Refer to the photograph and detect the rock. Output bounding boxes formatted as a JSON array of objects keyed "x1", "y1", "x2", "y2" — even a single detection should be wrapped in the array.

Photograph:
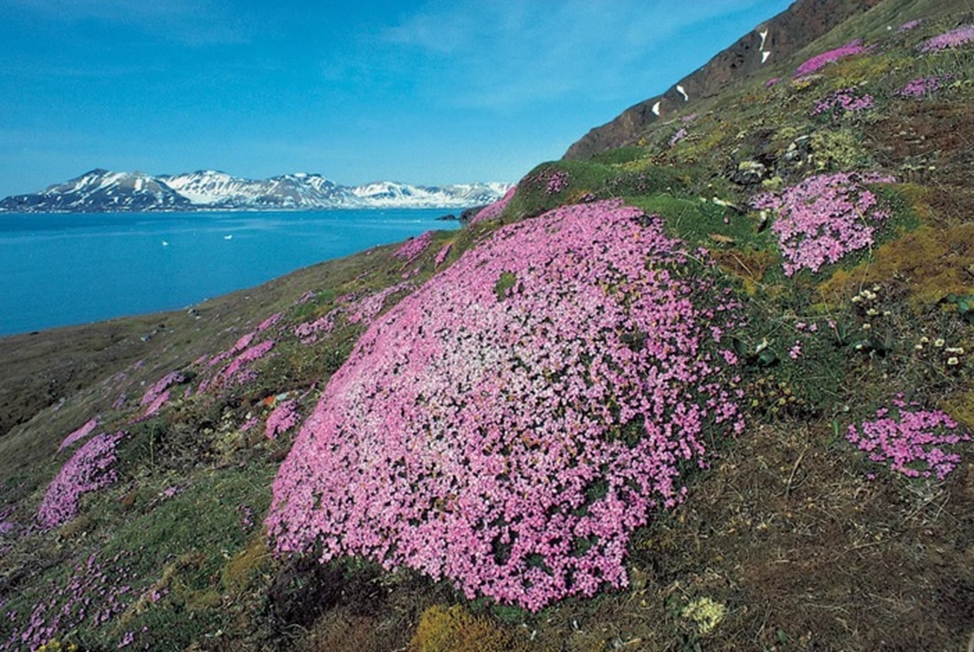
[
  {"x1": 730, "y1": 160, "x2": 769, "y2": 186},
  {"x1": 459, "y1": 205, "x2": 487, "y2": 224}
]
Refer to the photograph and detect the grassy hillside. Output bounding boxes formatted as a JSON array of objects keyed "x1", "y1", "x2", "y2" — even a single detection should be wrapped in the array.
[{"x1": 2, "y1": 1, "x2": 974, "y2": 650}]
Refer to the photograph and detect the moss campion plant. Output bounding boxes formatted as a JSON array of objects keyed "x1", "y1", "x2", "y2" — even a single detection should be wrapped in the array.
[
  {"x1": 2, "y1": 550, "x2": 145, "y2": 650},
  {"x1": 394, "y1": 230, "x2": 434, "y2": 262},
  {"x1": 267, "y1": 200, "x2": 744, "y2": 611},
  {"x1": 793, "y1": 40, "x2": 870, "y2": 78},
  {"x1": 37, "y1": 432, "x2": 126, "y2": 529},
  {"x1": 56, "y1": 418, "x2": 100, "y2": 453},
  {"x1": 752, "y1": 172, "x2": 894, "y2": 276},
  {"x1": 812, "y1": 87, "x2": 875, "y2": 116},
  {"x1": 265, "y1": 399, "x2": 301, "y2": 440},
  {"x1": 919, "y1": 25, "x2": 974, "y2": 52},
  {"x1": 848, "y1": 397, "x2": 971, "y2": 480},
  {"x1": 897, "y1": 75, "x2": 950, "y2": 98}
]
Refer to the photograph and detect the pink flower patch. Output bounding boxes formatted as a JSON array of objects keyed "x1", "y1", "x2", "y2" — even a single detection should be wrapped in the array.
[
  {"x1": 57, "y1": 418, "x2": 100, "y2": 453},
  {"x1": 897, "y1": 75, "x2": 950, "y2": 98},
  {"x1": 266, "y1": 400, "x2": 301, "y2": 440},
  {"x1": 812, "y1": 87, "x2": 875, "y2": 116},
  {"x1": 794, "y1": 40, "x2": 871, "y2": 78},
  {"x1": 434, "y1": 242, "x2": 453, "y2": 267},
  {"x1": 393, "y1": 231, "x2": 434, "y2": 262},
  {"x1": 919, "y1": 25, "x2": 974, "y2": 52},
  {"x1": 267, "y1": 200, "x2": 743, "y2": 611},
  {"x1": 139, "y1": 371, "x2": 185, "y2": 407},
  {"x1": 752, "y1": 172, "x2": 895, "y2": 276},
  {"x1": 38, "y1": 432, "x2": 126, "y2": 528},
  {"x1": 848, "y1": 399, "x2": 970, "y2": 479},
  {"x1": 669, "y1": 128, "x2": 689, "y2": 147}
]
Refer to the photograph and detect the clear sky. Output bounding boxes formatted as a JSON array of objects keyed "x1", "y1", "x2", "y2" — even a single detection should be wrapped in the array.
[{"x1": 0, "y1": 0, "x2": 793, "y2": 197}]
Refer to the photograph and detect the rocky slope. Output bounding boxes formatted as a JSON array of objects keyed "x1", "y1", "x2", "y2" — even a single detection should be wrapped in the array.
[
  {"x1": 0, "y1": 169, "x2": 512, "y2": 213},
  {"x1": 564, "y1": 0, "x2": 932, "y2": 160},
  {"x1": 2, "y1": 1, "x2": 974, "y2": 650}
]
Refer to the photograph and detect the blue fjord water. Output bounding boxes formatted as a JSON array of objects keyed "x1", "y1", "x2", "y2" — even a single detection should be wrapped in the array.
[{"x1": 0, "y1": 209, "x2": 460, "y2": 336}]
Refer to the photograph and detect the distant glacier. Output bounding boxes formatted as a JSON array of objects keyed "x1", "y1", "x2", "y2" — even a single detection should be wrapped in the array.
[{"x1": 0, "y1": 169, "x2": 513, "y2": 213}]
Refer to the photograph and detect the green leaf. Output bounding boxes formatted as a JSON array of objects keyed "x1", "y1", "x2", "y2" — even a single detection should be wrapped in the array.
[{"x1": 758, "y1": 347, "x2": 778, "y2": 366}]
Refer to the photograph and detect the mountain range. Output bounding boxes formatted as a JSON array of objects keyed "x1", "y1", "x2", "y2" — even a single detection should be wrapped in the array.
[{"x1": 0, "y1": 168, "x2": 512, "y2": 213}]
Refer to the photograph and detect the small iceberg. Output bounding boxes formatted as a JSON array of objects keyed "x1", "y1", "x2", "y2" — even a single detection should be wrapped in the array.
[
  {"x1": 162, "y1": 241, "x2": 169, "y2": 246},
  {"x1": 224, "y1": 234, "x2": 233, "y2": 240}
]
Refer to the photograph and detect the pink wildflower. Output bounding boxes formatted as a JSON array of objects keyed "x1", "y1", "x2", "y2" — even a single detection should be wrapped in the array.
[
  {"x1": 161, "y1": 485, "x2": 182, "y2": 499},
  {"x1": 240, "y1": 415, "x2": 261, "y2": 432},
  {"x1": 346, "y1": 282, "x2": 414, "y2": 325},
  {"x1": 669, "y1": 127, "x2": 689, "y2": 147},
  {"x1": 0, "y1": 507, "x2": 16, "y2": 536},
  {"x1": 794, "y1": 40, "x2": 870, "y2": 78},
  {"x1": 393, "y1": 231, "x2": 434, "y2": 262},
  {"x1": 812, "y1": 87, "x2": 875, "y2": 116},
  {"x1": 897, "y1": 75, "x2": 950, "y2": 98},
  {"x1": 789, "y1": 342, "x2": 802, "y2": 359},
  {"x1": 294, "y1": 308, "x2": 343, "y2": 344},
  {"x1": 434, "y1": 242, "x2": 453, "y2": 267},
  {"x1": 38, "y1": 432, "x2": 126, "y2": 528},
  {"x1": 848, "y1": 402, "x2": 970, "y2": 479},
  {"x1": 139, "y1": 371, "x2": 185, "y2": 407},
  {"x1": 470, "y1": 185, "x2": 517, "y2": 225},
  {"x1": 222, "y1": 341, "x2": 275, "y2": 385},
  {"x1": 57, "y1": 418, "x2": 100, "y2": 453},
  {"x1": 266, "y1": 400, "x2": 301, "y2": 440},
  {"x1": 140, "y1": 390, "x2": 171, "y2": 420},
  {"x1": 919, "y1": 25, "x2": 974, "y2": 52},
  {"x1": 294, "y1": 290, "x2": 316, "y2": 305},
  {"x1": 257, "y1": 312, "x2": 282, "y2": 333},
  {"x1": 545, "y1": 170, "x2": 570, "y2": 195},
  {"x1": 267, "y1": 200, "x2": 743, "y2": 612},
  {"x1": 752, "y1": 172, "x2": 895, "y2": 276}
]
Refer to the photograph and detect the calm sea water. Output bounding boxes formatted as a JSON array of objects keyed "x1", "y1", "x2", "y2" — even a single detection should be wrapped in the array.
[{"x1": 0, "y1": 209, "x2": 460, "y2": 336}]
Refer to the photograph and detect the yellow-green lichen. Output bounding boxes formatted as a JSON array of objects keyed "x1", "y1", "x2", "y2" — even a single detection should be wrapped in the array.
[
  {"x1": 810, "y1": 129, "x2": 870, "y2": 171},
  {"x1": 681, "y1": 596, "x2": 727, "y2": 636},
  {"x1": 408, "y1": 604, "x2": 529, "y2": 652}
]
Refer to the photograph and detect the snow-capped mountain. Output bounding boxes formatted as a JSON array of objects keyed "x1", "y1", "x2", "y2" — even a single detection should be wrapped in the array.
[
  {"x1": 0, "y1": 169, "x2": 194, "y2": 213},
  {"x1": 0, "y1": 169, "x2": 512, "y2": 213},
  {"x1": 350, "y1": 181, "x2": 511, "y2": 208},
  {"x1": 159, "y1": 171, "x2": 357, "y2": 210}
]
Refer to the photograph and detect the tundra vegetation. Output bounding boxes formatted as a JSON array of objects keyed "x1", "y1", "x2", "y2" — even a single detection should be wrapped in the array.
[{"x1": 2, "y1": 3, "x2": 974, "y2": 650}]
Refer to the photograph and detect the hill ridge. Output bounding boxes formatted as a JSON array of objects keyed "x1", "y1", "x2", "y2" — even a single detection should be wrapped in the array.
[{"x1": 564, "y1": 0, "x2": 887, "y2": 160}]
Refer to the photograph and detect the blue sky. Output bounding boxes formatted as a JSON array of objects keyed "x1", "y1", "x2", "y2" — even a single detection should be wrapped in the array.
[{"x1": 0, "y1": 0, "x2": 792, "y2": 197}]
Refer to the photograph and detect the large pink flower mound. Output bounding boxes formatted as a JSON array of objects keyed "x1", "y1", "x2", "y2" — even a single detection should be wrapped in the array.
[{"x1": 266, "y1": 200, "x2": 743, "y2": 611}]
